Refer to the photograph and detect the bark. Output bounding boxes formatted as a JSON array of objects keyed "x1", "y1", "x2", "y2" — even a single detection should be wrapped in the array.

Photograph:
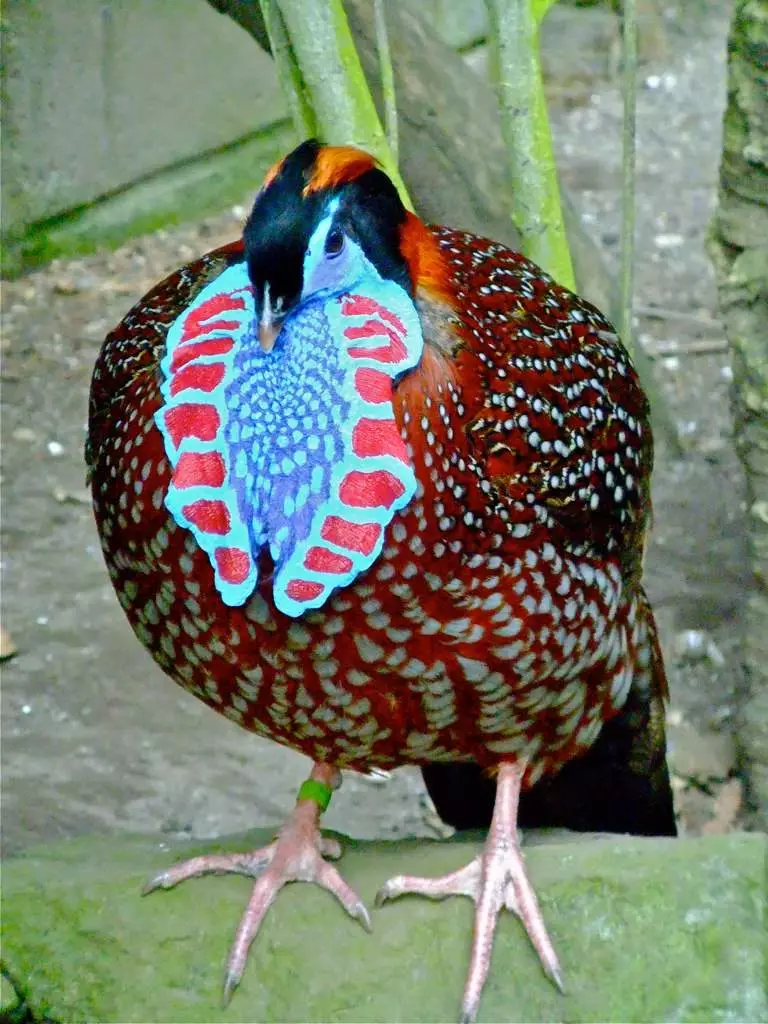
[{"x1": 709, "y1": 0, "x2": 768, "y2": 829}]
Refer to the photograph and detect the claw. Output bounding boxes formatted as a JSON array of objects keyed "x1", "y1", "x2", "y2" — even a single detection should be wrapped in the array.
[
  {"x1": 377, "y1": 762, "x2": 563, "y2": 1022},
  {"x1": 222, "y1": 966, "x2": 241, "y2": 1008},
  {"x1": 548, "y1": 962, "x2": 566, "y2": 995},
  {"x1": 143, "y1": 762, "x2": 370, "y2": 1003},
  {"x1": 353, "y1": 899, "x2": 374, "y2": 933}
]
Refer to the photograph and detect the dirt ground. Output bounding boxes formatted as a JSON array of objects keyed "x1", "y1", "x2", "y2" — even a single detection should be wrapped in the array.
[{"x1": 1, "y1": 0, "x2": 747, "y2": 857}]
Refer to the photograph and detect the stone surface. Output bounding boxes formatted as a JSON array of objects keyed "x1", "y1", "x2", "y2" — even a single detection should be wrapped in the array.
[
  {"x1": 666, "y1": 719, "x2": 735, "y2": 781},
  {"x1": 1, "y1": 0, "x2": 285, "y2": 236},
  {"x1": 4, "y1": 122, "x2": 295, "y2": 275},
  {"x1": 2, "y1": 831, "x2": 765, "y2": 1023}
]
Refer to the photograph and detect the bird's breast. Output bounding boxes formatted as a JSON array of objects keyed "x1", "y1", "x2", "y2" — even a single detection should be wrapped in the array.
[{"x1": 97, "y1": 443, "x2": 636, "y2": 785}]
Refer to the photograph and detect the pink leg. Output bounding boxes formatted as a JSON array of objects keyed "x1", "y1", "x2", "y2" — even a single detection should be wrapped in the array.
[
  {"x1": 377, "y1": 762, "x2": 563, "y2": 1023},
  {"x1": 143, "y1": 762, "x2": 371, "y2": 1003}
]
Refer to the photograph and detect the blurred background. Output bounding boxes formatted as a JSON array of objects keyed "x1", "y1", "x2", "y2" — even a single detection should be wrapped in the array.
[{"x1": 1, "y1": 0, "x2": 762, "y2": 856}]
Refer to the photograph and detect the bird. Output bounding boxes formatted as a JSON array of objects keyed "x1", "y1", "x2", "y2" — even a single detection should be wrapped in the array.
[{"x1": 87, "y1": 138, "x2": 674, "y2": 1022}]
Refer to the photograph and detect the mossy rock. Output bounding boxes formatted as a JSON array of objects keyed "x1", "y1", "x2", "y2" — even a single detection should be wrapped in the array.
[{"x1": 1, "y1": 831, "x2": 765, "y2": 1022}]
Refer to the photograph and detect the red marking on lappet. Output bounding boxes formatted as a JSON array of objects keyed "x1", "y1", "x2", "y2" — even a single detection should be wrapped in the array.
[
  {"x1": 352, "y1": 418, "x2": 409, "y2": 462},
  {"x1": 170, "y1": 337, "x2": 234, "y2": 373},
  {"x1": 214, "y1": 547, "x2": 251, "y2": 585},
  {"x1": 286, "y1": 579, "x2": 324, "y2": 602},
  {"x1": 339, "y1": 470, "x2": 406, "y2": 509},
  {"x1": 163, "y1": 403, "x2": 220, "y2": 449},
  {"x1": 304, "y1": 546, "x2": 354, "y2": 575},
  {"x1": 344, "y1": 320, "x2": 406, "y2": 364},
  {"x1": 341, "y1": 295, "x2": 405, "y2": 334},
  {"x1": 321, "y1": 516, "x2": 381, "y2": 555},
  {"x1": 182, "y1": 499, "x2": 231, "y2": 535},
  {"x1": 180, "y1": 292, "x2": 247, "y2": 343},
  {"x1": 354, "y1": 368, "x2": 391, "y2": 404},
  {"x1": 174, "y1": 451, "x2": 226, "y2": 489},
  {"x1": 170, "y1": 361, "x2": 226, "y2": 396}
]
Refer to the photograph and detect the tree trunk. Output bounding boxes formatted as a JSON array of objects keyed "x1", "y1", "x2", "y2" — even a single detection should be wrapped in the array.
[{"x1": 709, "y1": 0, "x2": 768, "y2": 829}]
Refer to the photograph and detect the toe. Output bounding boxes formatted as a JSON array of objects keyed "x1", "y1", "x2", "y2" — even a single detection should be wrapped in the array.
[
  {"x1": 319, "y1": 835, "x2": 343, "y2": 860},
  {"x1": 221, "y1": 869, "x2": 281, "y2": 1003},
  {"x1": 376, "y1": 858, "x2": 482, "y2": 905},
  {"x1": 315, "y1": 858, "x2": 372, "y2": 931},
  {"x1": 142, "y1": 847, "x2": 276, "y2": 894}
]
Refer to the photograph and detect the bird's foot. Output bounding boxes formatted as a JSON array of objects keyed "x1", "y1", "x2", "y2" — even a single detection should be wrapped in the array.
[
  {"x1": 376, "y1": 762, "x2": 562, "y2": 1023},
  {"x1": 143, "y1": 763, "x2": 371, "y2": 1004}
]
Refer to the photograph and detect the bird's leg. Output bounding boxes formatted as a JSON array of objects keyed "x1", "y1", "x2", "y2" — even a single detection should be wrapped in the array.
[
  {"x1": 376, "y1": 762, "x2": 562, "y2": 1023},
  {"x1": 143, "y1": 761, "x2": 371, "y2": 1003}
]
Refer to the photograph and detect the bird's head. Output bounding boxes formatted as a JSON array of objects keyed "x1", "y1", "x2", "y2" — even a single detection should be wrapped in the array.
[
  {"x1": 155, "y1": 140, "x2": 452, "y2": 617},
  {"x1": 244, "y1": 139, "x2": 415, "y2": 353}
]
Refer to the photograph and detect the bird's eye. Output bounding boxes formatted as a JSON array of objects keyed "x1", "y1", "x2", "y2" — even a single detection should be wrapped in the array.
[{"x1": 324, "y1": 229, "x2": 345, "y2": 257}]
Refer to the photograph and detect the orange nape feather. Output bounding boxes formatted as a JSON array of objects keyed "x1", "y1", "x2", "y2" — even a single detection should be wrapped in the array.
[
  {"x1": 261, "y1": 155, "x2": 286, "y2": 192},
  {"x1": 304, "y1": 146, "x2": 378, "y2": 196},
  {"x1": 400, "y1": 212, "x2": 454, "y2": 306}
]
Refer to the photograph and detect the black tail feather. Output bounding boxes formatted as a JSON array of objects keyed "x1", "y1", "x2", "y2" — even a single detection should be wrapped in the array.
[{"x1": 423, "y1": 595, "x2": 677, "y2": 838}]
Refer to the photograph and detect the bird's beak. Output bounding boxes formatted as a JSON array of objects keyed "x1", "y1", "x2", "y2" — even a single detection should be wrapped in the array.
[
  {"x1": 258, "y1": 288, "x2": 283, "y2": 354},
  {"x1": 259, "y1": 319, "x2": 281, "y2": 354}
]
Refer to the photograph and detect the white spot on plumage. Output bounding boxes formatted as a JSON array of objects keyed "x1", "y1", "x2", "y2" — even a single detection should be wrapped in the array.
[
  {"x1": 456, "y1": 655, "x2": 489, "y2": 682},
  {"x1": 353, "y1": 634, "x2": 385, "y2": 663}
]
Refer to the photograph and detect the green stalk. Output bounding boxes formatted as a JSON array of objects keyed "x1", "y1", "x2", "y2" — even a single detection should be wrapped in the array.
[
  {"x1": 258, "y1": 0, "x2": 317, "y2": 139},
  {"x1": 619, "y1": 0, "x2": 637, "y2": 355},
  {"x1": 484, "y1": 0, "x2": 575, "y2": 290},
  {"x1": 274, "y1": 0, "x2": 413, "y2": 210},
  {"x1": 374, "y1": 0, "x2": 399, "y2": 164}
]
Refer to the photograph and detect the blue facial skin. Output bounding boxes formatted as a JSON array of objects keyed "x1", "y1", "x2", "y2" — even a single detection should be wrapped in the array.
[{"x1": 300, "y1": 198, "x2": 364, "y2": 304}]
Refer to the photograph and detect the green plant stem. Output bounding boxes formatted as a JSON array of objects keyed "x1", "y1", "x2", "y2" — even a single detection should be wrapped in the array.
[
  {"x1": 274, "y1": 0, "x2": 413, "y2": 210},
  {"x1": 619, "y1": 0, "x2": 638, "y2": 355},
  {"x1": 374, "y1": 0, "x2": 399, "y2": 164},
  {"x1": 258, "y1": 0, "x2": 316, "y2": 139},
  {"x1": 484, "y1": 0, "x2": 575, "y2": 290}
]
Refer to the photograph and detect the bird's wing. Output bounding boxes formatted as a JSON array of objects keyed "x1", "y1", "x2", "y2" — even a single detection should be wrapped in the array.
[{"x1": 426, "y1": 227, "x2": 653, "y2": 579}]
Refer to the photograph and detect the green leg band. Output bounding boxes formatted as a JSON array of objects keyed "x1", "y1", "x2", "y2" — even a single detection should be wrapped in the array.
[{"x1": 297, "y1": 778, "x2": 333, "y2": 813}]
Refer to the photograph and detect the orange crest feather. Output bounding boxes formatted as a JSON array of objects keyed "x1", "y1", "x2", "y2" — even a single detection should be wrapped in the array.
[
  {"x1": 261, "y1": 155, "x2": 286, "y2": 192},
  {"x1": 304, "y1": 146, "x2": 378, "y2": 196}
]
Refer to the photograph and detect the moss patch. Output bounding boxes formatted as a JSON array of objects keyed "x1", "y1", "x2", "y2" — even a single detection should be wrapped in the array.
[{"x1": 1, "y1": 830, "x2": 765, "y2": 1022}]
